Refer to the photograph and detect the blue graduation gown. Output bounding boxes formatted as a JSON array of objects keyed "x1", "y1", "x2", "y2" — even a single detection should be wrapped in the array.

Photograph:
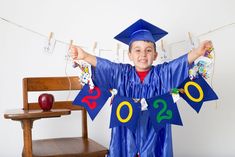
[{"x1": 92, "y1": 54, "x2": 191, "y2": 157}]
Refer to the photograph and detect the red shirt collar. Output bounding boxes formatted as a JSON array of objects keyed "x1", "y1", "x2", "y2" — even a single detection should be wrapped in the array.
[{"x1": 136, "y1": 69, "x2": 150, "y2": 83}]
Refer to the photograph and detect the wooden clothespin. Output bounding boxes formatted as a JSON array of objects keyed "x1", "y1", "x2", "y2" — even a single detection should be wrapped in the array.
[
  {"x1": 92, "y1": 41, "x2": 97, "y2": 53},
  {"x1": 116, "y1": 43, "x2": 120, "y2": 53},
  {"x1": 115, "y1": 43, "x2": 120, "y2": 62},
  {"x1": 161, "y1": 40, "x2": 165, "y2": 52},
  {"x1": 69, "y1": 40, "x2": 73, "y2": 50},
  {"x1": 48, "y1": 32, "x2": 54, "y2": 43},
  {"x1": 188, "y1": 32, "x2": 194, "y2": 46},
  {"x1": 44, "y1": 32, "x2": 56, "y2": 53}
]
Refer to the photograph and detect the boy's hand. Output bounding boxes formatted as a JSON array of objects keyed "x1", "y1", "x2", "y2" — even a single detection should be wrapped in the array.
[
  {"x1": 188, "y1": 40, "x2": 214, "y2": 64},
  {"x1": 193, "y1": 40, "x2": 213, "y2": 57},
  {"x1": 70, "y1": 45, "x2": 97, "y2": 67},
  {"x1": 70, "y1": 45, "x2": 87, "y2": 61}
]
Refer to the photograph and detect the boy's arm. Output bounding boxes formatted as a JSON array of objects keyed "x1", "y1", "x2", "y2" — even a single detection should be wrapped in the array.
[
  {"x1": 188, "y1": 40, "x2": 213, "y2": 64},
  {"x1": 82, "y1": 52, "x2": 97, "y2": 67},
  {"x1": 70, "y1": 45, "x2": 97, "y2": 67},
  {"x1": 70, "y1": 45, "x2": 129, "y2": 89},
  {"x1": 156, "y1": 40, "x2": 213, "y2": 92}
]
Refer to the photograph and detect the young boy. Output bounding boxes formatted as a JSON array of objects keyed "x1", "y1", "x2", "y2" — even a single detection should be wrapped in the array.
[{"x1": 70, "y1": 19, "x2": 213, "y2": 157}]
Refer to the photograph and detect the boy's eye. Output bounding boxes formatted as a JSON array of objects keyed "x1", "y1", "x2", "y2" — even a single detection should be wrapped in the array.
[
  {"x1": 147, "y1": 49, "x2": 153, "y2": 53},
  {"x1": 135, "y1": 49, "x2": 141, "y2": 53}
]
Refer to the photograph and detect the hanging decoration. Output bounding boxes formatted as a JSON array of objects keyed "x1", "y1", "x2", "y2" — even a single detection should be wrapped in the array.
[
  {"x1": 73, "y1": 59, "x2": 95, "y2": 89},
  {"x1": 73, "y1": 84, "x2": 111, "y2": 120},
  {"x1": 178, "y1": 75, "x2": 218, "y2": 113},
  {"x1": 189, "y1": 54, "x2": 214, "y2": 80},
  {"x1": 109, "y1": 95, "x2": 141, "y2": 132},
  {"x1": 72, "y1": 68, "x2": 218, "y2": 131},
  {"x1": 147, "y1": 93, "x2": 183, "y2": 132},
  {"x1": 187, "y1": 32, "x2": 215, "y2": 80}
]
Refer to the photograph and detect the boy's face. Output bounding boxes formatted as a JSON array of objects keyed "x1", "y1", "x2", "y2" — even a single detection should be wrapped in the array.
[{"x1": 128, "y1": 41, "x2": 157, "y2": 72}]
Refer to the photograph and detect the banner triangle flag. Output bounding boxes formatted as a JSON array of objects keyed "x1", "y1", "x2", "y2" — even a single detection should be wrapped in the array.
[
  {"x1": 73, "y1": 84, "x2": 111, "y2": 120},
  {"x1": 110, "y1": 95, "x2": 141, "y2": 132},
  {"x1": 147, "y1": 93, "x2": 183, "y2": 132},
  {"x1": 178, "y1": 75, "x2": 218, "y2": 113}
]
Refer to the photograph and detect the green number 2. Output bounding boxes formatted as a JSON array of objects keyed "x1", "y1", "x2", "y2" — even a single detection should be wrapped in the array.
[{"x1": 153, "y1": 99, "x2": 172, "y2": 123}]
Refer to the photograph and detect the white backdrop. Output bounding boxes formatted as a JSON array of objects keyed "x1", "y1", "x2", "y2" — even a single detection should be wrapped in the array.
[{"x1": 0, "y1": 0, "x2": 235, "y2": 156}]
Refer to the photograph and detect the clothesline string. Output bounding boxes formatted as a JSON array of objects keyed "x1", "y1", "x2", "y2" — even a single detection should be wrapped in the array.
[{"x1": 1, "y1": 16, "x2": 235, "y2": 50}]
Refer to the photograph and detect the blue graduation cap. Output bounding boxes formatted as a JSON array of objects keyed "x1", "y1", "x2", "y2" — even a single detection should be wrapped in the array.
[{"x1": 114, "y1": 19, "x2": 168, "y2": 45}]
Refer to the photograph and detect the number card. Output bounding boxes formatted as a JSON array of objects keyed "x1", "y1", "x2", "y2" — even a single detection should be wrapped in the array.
[
  {"x1": 73, "y1": 84, "x2": 111, "y2": 120},
  {"x1": 179, "y1": 75, "x2": 218, "y2": 113},
  {"x1": 110, "y1": 95, "x2": 141, "y2": 132},
  {"x1": 147, "y1": 93, "x2": 182, "y2": 132}
]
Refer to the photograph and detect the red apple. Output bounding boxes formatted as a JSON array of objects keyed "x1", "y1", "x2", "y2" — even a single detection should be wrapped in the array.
[{"x1": 38, "y1": 93, "x2": 54, "y2": 111}]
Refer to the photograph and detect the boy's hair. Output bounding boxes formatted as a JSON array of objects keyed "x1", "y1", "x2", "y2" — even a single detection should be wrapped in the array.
[{"x1": 128, "y1": 41, "x2": 157, "y2": 53}]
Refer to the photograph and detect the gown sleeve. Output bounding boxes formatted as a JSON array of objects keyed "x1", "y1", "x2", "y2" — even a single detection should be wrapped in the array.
[
  {"x1": 92, "y1": 57, "x2": 131, "y2": 89},
  {"x1": 155, "y1": 53, "x2": 193, "y2": 92}
]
